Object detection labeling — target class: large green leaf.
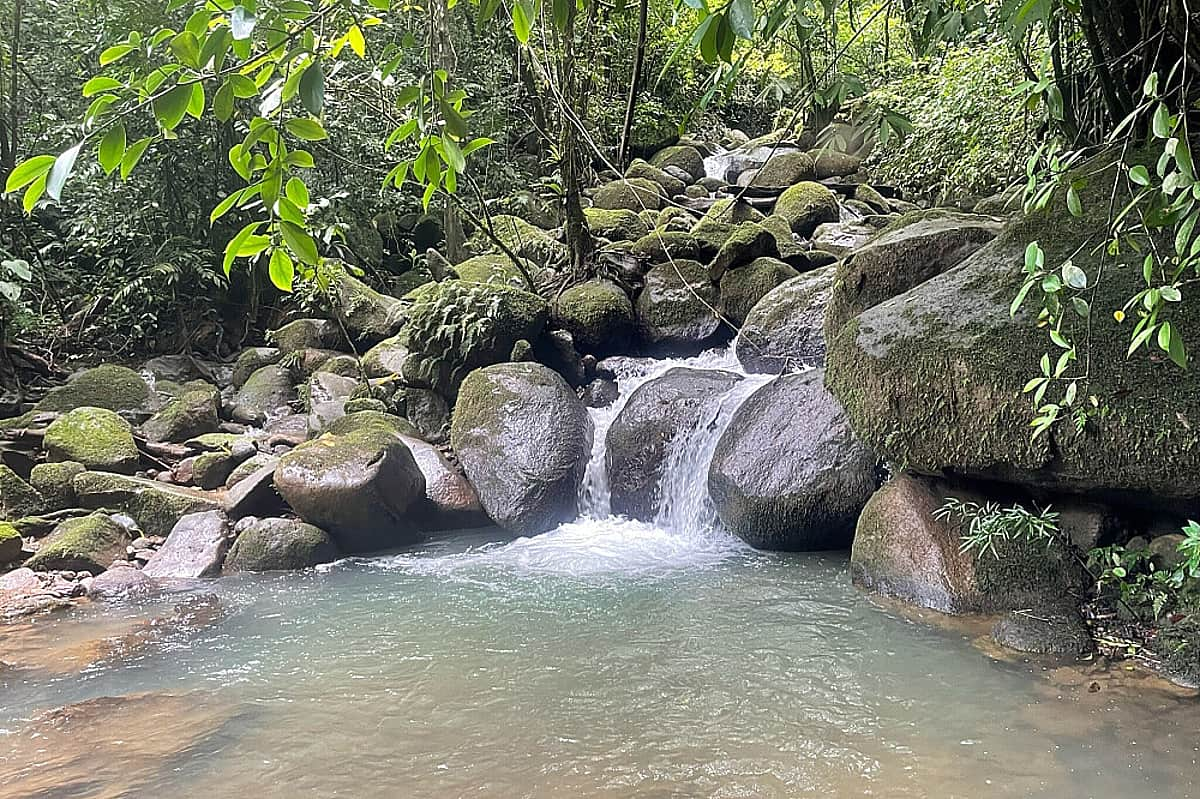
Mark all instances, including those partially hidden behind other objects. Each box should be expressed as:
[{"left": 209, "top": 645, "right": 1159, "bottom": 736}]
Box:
[
  {"left": 153, "top": 83, "right": 193, "bottom": 130},
  {"left": 98, "top": 125, "right": 127, "bottom": 175},
  {"left": 299, "top": 62, "right": 325, "bottom": 115},
  {"left": 4, "top": 155, "right": 55, "bottom": 193}
]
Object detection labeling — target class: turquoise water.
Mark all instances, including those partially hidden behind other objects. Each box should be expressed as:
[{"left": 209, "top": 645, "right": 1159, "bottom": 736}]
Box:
[{"left": 1, "top": 525, "right": 1196, "bottom": 799}]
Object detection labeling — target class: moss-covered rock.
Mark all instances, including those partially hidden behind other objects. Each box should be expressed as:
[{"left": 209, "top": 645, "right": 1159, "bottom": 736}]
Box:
[
  {"left": 854, "top": 184, "right": 891, "bottom": 213},
  {"left": 360, "top": 335, "right": 413, "bottom": 379},
  {"left": 635, "top": 260, "right": 722, "bottom": 351},
  {"left": 328, "top": 267, "right": 405, "bottom": 345},
  {"left": 624, "top": 159, "right": 686, "bottom": 197},
  {"left": 583, "top": 208, "right": 649, "bottom": 243},
  {"left": 773, "top": 181, "right": 840, "bottom": 236},
  {"left": 649, "top": 145, "right": 706, "bottom": 181},
  {"left": 478, "top": 214, "right": 567, "bottom": 267},
  {"left": 26, "top": 513, "right": 130, "bottom": 572},
  {"left": 807, "top": 149, "right": 863, "bottom": 179},
  {"left": 0, "top": 465, "right": 44, "bottom": 521},
  {"left": 29, "top": 461, "right": 85, "bottom": 512},
  {"left": 231, "top": 347, "right": 282, "bottom": 390},
  {"left": 825, "top": 159, "right": 1196, "bottom": 500},
  {"left": 718, "top": 257, "right": 799, "bottom": 326},
  {"left": 593, "top": 178, "right": 664, "bottom": 212},
  {"left": 0, "top": 522, "right": 22, "bottom": 562},
  {"left": 229, "top": 365, "right": 297, "bottom": 425},
  {"left": 630, "top": 230, "right": 704, "bottom": 263},
  {"left": 759, "top": 213, "right": 805, "bottom": 261},
  {"left": 657, "top": 207, "right": 699, "bottom": 231},
  {"left": 747, "top": 151, "right": 816, "bottom": 188},
  {"left": 735, "top": 265, "right": 834, "bottom": 374},
  {"left": 824, "top": 209, "right": 1003, "bottom": 340},
  {"left": 141, "top": 382, "right": 220, "bottom": 443},
  {"left": 191, "top": 446, "right": 255, "bottom": 490},
  {"left": 552, "top": 280, "right": 635, "bottom": 355},
  {"left": 223, "top": 517, "right": 340, "bottom": 573},
  {"left": 34, "top": 364, "right": 151, "bottom": 415},
  {"left": 73, "top": 471, "right": 221, "bottom": 537},
  {"left": 269, "top": 318, "right": 346, "bottom": 354},
  {"left": 451, "top": 362, "right": 592, "bottom": 533},
  {"left": 708, "top": 222, "right": 780, "bottom": 281},
  {"left": 44, "top": 407, "right": 139, "bottom": 474},
  {"left": 453, "top": 254, "right": 534, "bottom": 289},
  {"left": 690, "top": 199, "right": 765, "bottom": 252}
]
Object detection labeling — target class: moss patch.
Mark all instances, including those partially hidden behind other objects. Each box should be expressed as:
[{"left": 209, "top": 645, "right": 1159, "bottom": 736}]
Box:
[
  {"left": 553, "top": 280, "right": 635, "bottom": 355},
  {"left": 26, "top": 512, "right": 130, "bottom": 573},
  {"left": 34, "top": 364, "right": 151, "bottom": 415},
  {"left": 773, "top": 181, "right": 839, "bottom": 236}
]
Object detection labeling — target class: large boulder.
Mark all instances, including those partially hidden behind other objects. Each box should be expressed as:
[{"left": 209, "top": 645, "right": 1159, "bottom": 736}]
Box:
[
  {"left": 718, "top": 257, "right": 798, "bottom": 326},
  {"left": 229, "top": 365, "right": 297, "bottom": 425},
  {"left": 223, "top": 517, "right": 339, "bottom": 573},
  {"left": 593, "top": 178, "right": 664, "bottom": 212},
  {"left": 631, "top": 231, "right": 705, "bottom": 264},
  {"left": 707, "top": 223, "right": 780, "bottom": 281},
  {"left": 708, "top": 370, "right": 875, "bottom": 550},
  {"left": 625, "top": 159, "right": 687, "bottom": 198},
  {"left": 270, "top": 318, "right": 345, "bottom": 354},
  {"left": 273, "top": 424, "right": 426, "bottom": 553},
  {"left": 454, "top": 254, "right": 535, "bottom": 289},
  {"left": 691, "top": 199, "right": 765, "bottom": 252},
  {"left": 824, "top": 209, "right": 1003, "bottom": 339},
  {"left": 29, "top": 461, "right": 84, "bottom": 511},
  {"left": 142, "top": 510, "right": 230, "bottom": 579},
  {"left": 483, "top": 215, "right": 567, "bottom": 267},
  {"left": 746, "top": 151, "right": 816, "bottom": 188},
  {"left": 141, "top": 382, "right": 221, "bottom": 443},
  {"left": 230, "top": 347, "right": 281, "bottom": 389},
  {"left": 850, "top": 474, "right": 1083, "bottom": 613},
  {"left": 73, "top": 472, "right": 221, "bottom": 537},
  {"left": 606, "top": 368, "right": 742, "bottom": 520},
  {"left": 361, "top": 335, "right": 413, "bottom": 379},
  {"left": 583, "top": 208, "right": 649, "bottom": 243},
  {"left": 34, "top": 364, "right": 151, "bottom": 415},
  {"left": 44, "top": 407, "right": 139, "bottom": 474},
  {"left": 650, "top": 145, "right": 706, "bottom": 181},
  {"left": 773, "top": 181, "right": 839, "bottom": 236},
  {"left": 635, "top": 260, "right": 722, "bottom": 352},
  {"left": 807, "top": 149, "right": 863, "bottom": 179},
  {"left": 735, "top": 265, "right": 834, "bottom": 373},
  {"left": 825, "top": 159, "right": 1200, "bottom": 502},
  {"left": 451, "top": 363, "right": 592, "bottom": 533},
  {"left": 25, "top": 513, "right": 130, "bottom": 573},
  {"left": 1, "top": 465, "right": 45, "bottom": 520},
  {"left": 328, "top": 268, "right": 405, "bottom": 345},
  {"left": 553, "top": 280, "right": 635, "bottom": 356}
]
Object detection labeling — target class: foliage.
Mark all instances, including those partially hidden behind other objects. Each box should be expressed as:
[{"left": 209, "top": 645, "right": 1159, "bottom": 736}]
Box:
[
  {"left": 934, "top": 496, "right": 1061, "bottom": 559},
  {"left": 1088, "top": 521, "right": 1200, "bottom": 622}
]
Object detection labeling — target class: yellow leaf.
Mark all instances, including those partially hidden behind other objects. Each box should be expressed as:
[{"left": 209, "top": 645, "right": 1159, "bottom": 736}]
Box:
[
  {"left": 1113, "top": 309, "right": 1126, "bottom": 322},
  {"left": 347, "top": 24, "right": 365, "bottom": 58}
]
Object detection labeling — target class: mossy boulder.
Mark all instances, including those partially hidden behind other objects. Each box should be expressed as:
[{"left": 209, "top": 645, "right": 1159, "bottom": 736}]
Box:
[
  {"left": 229, "top": 365, "right": 297, "bottom": 425},
  {"left": 26, "top": 513, "right": 130, "bottom": 573},
  {"left": 0, "top": 522, "right": 22, "bottom": 562},
  {"left": 691, "top": 199, "right": 765, "bottom": 252},
  {"left": 649, "top": 145, "right": 706, "bottom": 181},
  {"left": 451, "top": 362, "right": 592, "bottom": 533},
  {"left": 851, "top": 474, "right": 1083, "bottom": 613},
  {"left": 719, "top": 257, "right": 799, "bottom": 326},
  {"left": 44, "top": 407, "right": 139, "bottom": 474},
  {"left": 274, "top": 425, "right": 426, "bottom": 552},
  {"left": 854, "top": 184, "right": 891, "bottom": 213},
  {"left": 360, "top": 335, "right": 413, "bottom": 379},
  {"left": 29, "top": 461, "right": 85, "bottom": 511},
  {"left": 635, "top": 260, "right": 722, "bottom": 351},
  {"left": 34, "top": 364, "right": 151, "bottom": 415},
  {"left": 825, "top": 158, "right": 1200, "bottom": 500},
  {"left": 399, "top": 280, "right": 548, "bottom": 397},
  {"left": 709, "top": 370, "right": 876, "bottom": 550},
  {"left": 231, "top": 347, "right": 282, "bottom": 389},
  {"left": 631, "top": 230, "right": 704, "bottom": 263},
  {"left": 606, "top": 368, "right": 742, "bottom": 520},
  {"left": 708, "top": 222, "right": 780, "bottom": 281},
  {"left": 746, "top": 151, "right": 816, "bottom": 188},
  {"left": 625, "top": 159, "right": 687, "bottom": 197},
  {"left": 552, "top": 280, "right": 635, "bottom": 356},
  {"left": 269, "top": 318, "right": 346, "bottom": 354},
  {"left": 0, "top": 465, "right": 45, "bottom": 520},
  {"left": 593, "top": 178, "right": 664, "bottom": 212},
  {"left": 328, "top": 268, "right": 405, "bottom": 346},
  {"left": 992, "top": 607, "right": 1093, "bottom": 656},
  {"left": 141, "top": 382, "right": 220, "bottom": 443},
  {"left": 735, "top": 265, "right": 834, "bottom": 374},
  {"left": 759, "top": 214, "right": 805, "bottom": 262},
  {"left": 773, "top": 181, "right": 839, "bottom": 236},
  {"left": 73, "top": 471, "right": 221, "bottom": 537},
  {"left": 481, "top": 214, "right": 567, "bottom": 267},
  {"left": 807, "top": 149, "right": 863, "bottom": 179},
  {"left": 453, "top": 254, "right": 534, "bottom": 289},
  {"left": 824, "top": 209, "right": 1003, "bottom": 340},
  {"left": 584, "top": 208, "right": 649, "bottom": 243},
  {"left": 223, "top": 517, "right": 340, "bottom": 573},
  {"left": 628, "top": 114, "right": 678, "bottom": 158}
]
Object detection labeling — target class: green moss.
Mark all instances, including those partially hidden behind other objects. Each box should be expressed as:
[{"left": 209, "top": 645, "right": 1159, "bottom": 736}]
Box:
[
  {"left": 773, "top": 181, "right": 839, "bottom": 236},
  {"left": 583, "top": 208, "right": 649, "bottom": 242},
  {"left": 690, "top": 199, "right": 765, "bottom": 252},
  {"left": 474, "top": 214, "right": 566, "bottom": 267},
  {"left": 0, "top": 521, "right": 21, "bottom": 561},
  {"left": 270, "top": 318, "right": 344, "bottom": 354},
  {"left": 29, "top": 461, "right": 84, "bottom": 512},
  {"left": 44, "top": 407, "right": 139, "bottom": 474},
  {"left": 454, "top": 254, "right": 533, "bottom": 289},
  {"left": 325, "top": 410, "right": 420, "bottom": 439},
  {"left": 0, "top": 465, "right": 45, "bottom": 521},
  {"left": 553, "top": 280, "right": 635, "bottom": 355},
  {"left": 749, "top": 151, "right": 816, "bottom": 187},
  {"left": 708, "top": 222, "right": 780, "bottom": 280},
  {"left": 592, "top": 178, "right": 664, "bottom": 212},
  {"left": 624, "top": 159, "right": 686, "bottom": 197},
  {"left": 328, "top": 265, "right": 404, "bottom": 344},
  {"left": 718, "top": 257, "right": 799, "bottom": 325},
  {"left": 223, "top": 518, "right": 339, "bottom": 573},
  {"left": 25, "top": 512, "right": 129, "bottom": 572},
  {"left": 35, "top": 364, "right": 151, "bottom": 415},
  {"left": 141, "top": 383, "right": 220, "bottom": 443},
  {"left": 231, "top": 347, "right": 282, "bottom": 389},
  {"left": 649, "top": 145, "right": 705, "bottom": 180},
  {"left": 72, "top": 471, "right": 221, "bottom": 537},
  {"left": 630, "top": 230, "right": 703, "bottom": 263}
]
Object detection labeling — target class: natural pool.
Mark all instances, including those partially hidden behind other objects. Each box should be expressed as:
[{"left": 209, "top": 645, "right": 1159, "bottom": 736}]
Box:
[{"left": 0, "top": 521, "right": 1196, "bottom": 799}]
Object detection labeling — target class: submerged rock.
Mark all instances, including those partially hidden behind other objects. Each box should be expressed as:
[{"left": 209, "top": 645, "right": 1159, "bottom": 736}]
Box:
[
  {"left": 26, "top": 513, "right": 130, "bottom": 572},
  {"left": 44, "top": 407, "right": 139, "bottom": 474},
  {"left": 223, "top": 517, "right": 340, "bottom": 572},
  {"left": 607, "top": 367, "right": 742, "bottom": 520},
  {"left": 87, "top": 565, "right": 158, "bottom": 599},
  {"left": 735, "top": 265, "right": 833, "bottom": 373},
  {"left": 709, "top": 370, "right": 875, "bottom": 550},
  {"left": 451, "top": 363, "right": 592, "bottom": 533}
]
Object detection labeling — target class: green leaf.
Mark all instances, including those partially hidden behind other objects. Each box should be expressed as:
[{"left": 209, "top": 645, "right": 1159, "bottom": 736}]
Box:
[
  {"left": 512, "top": 0, "right": 535, "bottom": 43},
  {"left": 223, "top": 221, "right": 262, "bottom": 275},
  {"left": 285, "top": 118, "right": 328, "bottom": 141},
  {"left": 268, "top": 248, "right": 295, "bottom": 292},
  {"left": 98, "top": 124, "right": 127, "bottom": 175},
  {"left": 229, "top": 74, "right": 260, "bottom": 98},
  {"left": 1023, "top": 241, "right": 1043, "bottom": 272},
  {"left": 461, "top": 137, "right": 494, "bottom": 156},
  {"left": 285, "top": 177, "right": 310, "bottom": 209},
  {"left": 187, "top": 83, "right": 206, "bottom": 119},
  {"left": 83, "top": 76, "right": 123, "bottom": 97},
  {"left": 1066, "top": 186, "right": 1082, "bottom": 217},
  {"left": 153, "top": 83, "right": 193, "bottom": 131},
  {"left": 4, "top": 155, "right": 56, "bottom": 193},
  {"left": 214, "top": 82, "right": 235, "bottom": 122},
  {"left": 286, "top": 151, "right": 315, "bottom": 169},
  {"left": 1169, "top": 325, "right": 1188, "bottom": 368},
  {"left": 209, "top": 189, "right": 244, "bottom": 225},
  {"left": 99, "top": 44, "right": 136, "bottom": 66},
  {"left": 46, "top": 144, "right": 82, "bottom": 201},
  {"left": 1010, "top": 278, "right": 1034, "bottom": 317},
  {"left": 121, "top": 137, "right": 153, "bottom": 180},
  {"left": 280, "top": 221, "right": 319, "bottom": 265},
  {"left": 347, "top": 24, "right": 366, "bottom": 57},
  {"left": 169, "top": 31, "right": 201, "bottom": 67},
  {"left": 1129, "top": 165, "right": 1151, "bottom": 186},
  {"left": 23, "top": 174, "right": 47, "bottom": 214},
  {"left": 1161, "top": 285, "right": 1182, "bottom": 302},
  {"left": 1062, "top": 262, "right": 1087, "bottom": 290},
  {"left": 1152, "top": 103, "right": 1173, "bottom": 139},
  {"left": 441, "top": 134, "right": 465, "bottom": 173},
  {"left": 299, "top": 62, "right": 325, "bottom": 115}
]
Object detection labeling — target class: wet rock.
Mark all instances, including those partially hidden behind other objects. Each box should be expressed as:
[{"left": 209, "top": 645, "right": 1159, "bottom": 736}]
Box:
[
  {"left": 773, "top": 181, "right": 840, "bottom": 236},
  {"left": 718, "top": 257, "right": 799, "bottom": 326},
  {"left": 630, "top": 230, "right": 705, "bottom": 263},
  {"left": 584, "top": 208, "right": 650, "bottom": 243},
  {"left": 650, "top": 145, "right": 706, "bottom": 181},
  {"left": 44, "top": 407, "right": 140, "bottom": 474},
  {"left": 992, "top": 607, "right": 1094, "bottom": 656},
  {"left": 707, "top": 222, "right": 780, "bottom": 281},
  {"left": 625, "top": 159, "right": 687, "bottom": 197},
  {"left": 635, "top": 260, "right": 722, "bottom": 352},
  {"left": 734, "top": 265, "right": 834, "bottom": 373},
  {"left": 87, "top": 565, "right": 158, "bottom": 599},
  {"left": 553, "top": 279, "right": 635, "bottom": 356},
  {"left": 807, "top": 149, "right": 863, "bottom": 179},
  {"left": 405, "top": 388, "right": 450, "bottom": 443},
  {"left": 305, "top": 371, "right": 358, "bottom": 435},
  {"left": 582, "top": 378, "right": 619, "bottom": 408},
  {"left": 811, "top": 221, "right": 878, "bottom": 256},
  {"left": 607, "top": 367, "right": 742, "bottom": 520},
  {"left": 141, "top": 382, "right": 221, "bottom": 443},
  {"left": 229, "top": 365, "right": 297, "bottom": 425},
  {"left": 0, "top": 521, "right": 22, "bottom": 561},
  {"left": 691, "top": 199, "right": 765, "bottom": 252},
  {"left": 451, "top": 362, "right": 592, "bottom": 533},
  {"left": 270, "top": 318, "right": 346, "bottom": 354},
  {"left": 223, "top": 517, "right": 340, "bottom": 572},
  {"left": 1, "top": 464, "right": 45, "bottom": 519},
  {"left": 593, "top": 178, "right": 664, "bottom": 212},
  {"left": 709, "top": 370, "right": 875, "bottom": 550},
  {"left": 361, "top": 335, "right": 414, "bottom": 379},
  {"left": 222, "top": 461, "right": 283, "bottom": 518},
  {"left": 328, "top": 268, "right": 405, "bottom": 345},
  {"left": 29, "top": 461, "right": 85, "bottom": 512},
  {"left": 231, "top": 347, "right": 282, "bottom": 390},
  {"left": 34, "top": 364, "right": 152, "bottom": 415},
  {"left": 26, "top": 513, "right": 131, "bottom": 573},
  {"left": 73, "top": 472, "right": 222, "bottom": 537},
  {"left": 745, "top": 151, "right": 817, "bottom": 188},
  {"left": 190, "top": 442, "right": 256, "bottom": 490}
]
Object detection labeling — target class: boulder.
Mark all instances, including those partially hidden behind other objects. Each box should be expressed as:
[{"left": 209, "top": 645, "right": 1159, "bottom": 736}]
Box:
[
  {"left": 270, "top": 318, "right": 345, "bottom": 354},
  {"left": 708, "top": 370, "right": 875, "bottom": 550},
  {"left": 624, "top": 159, "right": 687, "bottom": 197},
  {"left": 824, "top": 209, "right": 1003, "bottom": 339},
  {"left": 773, "top": 181, "right": 839, "bottom": 236},
  {"left": 34, "top": 364, "right": 151, "bottom": 415},
  {"left": 454, "top": 254, "right": 535, "bottom": 289},
  {"left": 451, "top": 363, "right": 592, "bottom": 533},
  {"left": 189, "top": 444, "right": 256, "bottom": 490},
  {"left": 361, "top": 335, "right": 413, "bottom": 379},
  {"left": 631, "top": 231, "right": 705, "bottom": 264},
  {"left": 718, "top": 257, "right": 799, "bottom": 326},
  {"left": 87, "top": 565, "right": 158, "bottom": 599},
  {"left": 402, "top": 437, "right": 487, "bottom": 530},
  {"left": 29, "top": 461, "right": 84, "bottom": 512},
  {"left": 141, "top": 382, "right": 221, "bottom": 443},
  {"left": 329, "top": 268, "right": 405, "bottom": 345},
  {"left": 483, "top": 215, "right": 566, "bottom": 267},
  {"left": 0, "top": 465, "right": 45, "bottom": 520},
  {"left": 650, "top": 145, "right": 706, "bottom": 181},
  {"left": 992, "top": 607, "right": 1093, "bottom": 656},
  {"left": 746, "top": 151, "right": 816, "bottom": 187},
  {"left": 230, "top": 347, "right": 282, "bottom": 389},
  {"left": 404, "top": 388, "right": 450, "bottom": 442},
  {"left": 274, "top": 425, "right": 426, "bottom": 552},
  {"left": 0, "top": 522, "right": 22, "bottom": 562},
  {"left": 735, "top": 265, "right": 834, "bottom": 373},
  {"left": 73, "top": 472, "right": 222, "bottom": 537},
  {"left": 810, "top": 221, "right": 878, "bottom": 256},
  {"left": 143, "top": 510, "right": 231, "bottom": 579},
  {"left": 44, "top": 407, "right": 139, "bottom": 475},
  {"left": 552, "top": 280, "right": 635, "bottom": 356},
  {"left": 229, "top": 365, "right": 297, "bottom": 425},
  {"left": 850, "top": 474, "right": 1083, "bottom": 613},
  {"left": 593, "top": 178, "right": 664, "bottom": 212},
  {"left": 707, "top": 223, "right": 780, "bottom": 281},
  {"left": 825, "top": 160, "right": 1200, "bottom": 502},
  {"left": 25, "top": 513, "right": 130, "bottom": 572},
  {"left": 583, "top": 208, "right": 649, "bottom": 243},
  {"left": 223, "top": 517, "right": 340, "bottom": 572},
  {"left": 807, "top": 149, "right": 863, "bottom": 179},
  {"left": 223, "top": 461, "right": 283, "bottom": 518},
  {"left": 606, "top": 368, "right": 742, "bottom": 520},
  {"left": 691, "top": 199, "right": 765, "bottom": 252},
  {"left": 635, "top": 260, "right": 722, "bottom": 352}
]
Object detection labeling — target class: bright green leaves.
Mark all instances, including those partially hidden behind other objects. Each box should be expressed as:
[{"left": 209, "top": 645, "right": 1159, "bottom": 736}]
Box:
[
  {"left": 153, "top": 83, "right": 193, "bottom": 131},
  {"left": 269, "top": 249, "right": 296, "bottom": 292},
  {"left": 98, "top": 125, "right": 127, "bottom": 175},
  {"left": 121, "top": 138, "right": 153, "bottom": 180},
  {"left": 83, "top": 76, "right": 123, "bottom": 97},
  {"left": 99, "top": 44, "right": 136, "bottom": 66},
  {"left": 512, "top": 0, "right": 537, "bottom": 43},
  {"left": 280, "top": 221, "right": 319, "bottom": 265},
  {"left": 298, "top": 62, "right": 325, "bottom": 116},
  {"left": 285, "top": 118, "right": 328, "bottom": 142},
  {"left": 3, "top": 156, "right": 56, "bottom": 194}
]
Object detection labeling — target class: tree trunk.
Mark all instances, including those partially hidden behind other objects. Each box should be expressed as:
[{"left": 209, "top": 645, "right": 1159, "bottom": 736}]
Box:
[
  {"left": 616, "top": 0, "right": 649, "bottom": 167},
  {"left": 1, "top": 0, "right": 23, "bottom": 178},
  {"left": 559, "top": 0, "right": 592, "bottom": 277},
  {"left": 431, "top": 0, "right": 465, "bottom": 262}
]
